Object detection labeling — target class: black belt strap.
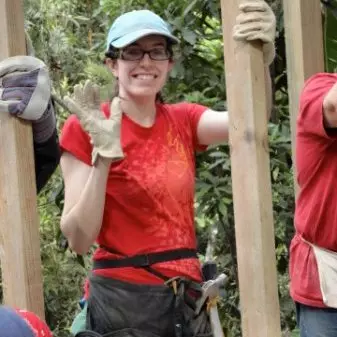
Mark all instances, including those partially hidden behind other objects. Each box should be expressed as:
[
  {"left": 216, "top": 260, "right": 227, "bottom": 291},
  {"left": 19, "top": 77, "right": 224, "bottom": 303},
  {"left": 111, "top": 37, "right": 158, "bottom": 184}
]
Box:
[{"left": 93, "top": 248, "right": 198, "bottom": 271}]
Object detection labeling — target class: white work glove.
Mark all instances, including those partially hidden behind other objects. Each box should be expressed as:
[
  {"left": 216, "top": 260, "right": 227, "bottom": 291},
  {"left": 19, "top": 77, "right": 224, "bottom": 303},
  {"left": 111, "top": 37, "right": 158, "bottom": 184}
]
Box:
[
  {"left": 64, "top": 80, "right": 124, "bottom": 165},
  {"left": 0, "top": 56, "right": 51, "bottom": 120},
  {"left": 232, "top": 1, "right": 276, "bottom": 65}
]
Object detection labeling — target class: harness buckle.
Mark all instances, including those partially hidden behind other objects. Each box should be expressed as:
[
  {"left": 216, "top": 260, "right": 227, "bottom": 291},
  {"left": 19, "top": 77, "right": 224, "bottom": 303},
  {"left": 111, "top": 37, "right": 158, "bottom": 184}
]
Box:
[{"left": 135, "top": 254, "right": 150, "bottom": 267}]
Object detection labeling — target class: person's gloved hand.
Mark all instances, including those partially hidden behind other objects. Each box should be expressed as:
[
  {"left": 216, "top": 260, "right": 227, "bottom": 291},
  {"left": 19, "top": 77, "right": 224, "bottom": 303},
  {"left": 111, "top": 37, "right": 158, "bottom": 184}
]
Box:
[
  {"left": 0, "top": 56, "right": 51, "bottom": 120},
  {"left": 64, "top": 80, "right": 124, "bottom": 165},
  {"left": 232, "top": 1, "right": 276, "bottom": 65}
]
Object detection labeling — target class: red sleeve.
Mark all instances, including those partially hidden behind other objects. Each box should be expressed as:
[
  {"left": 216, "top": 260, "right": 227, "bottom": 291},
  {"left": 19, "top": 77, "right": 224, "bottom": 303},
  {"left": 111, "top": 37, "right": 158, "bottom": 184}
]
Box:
[
  {"left": 298, "top": 73, "right": 337, "bottom": 139},
  {"left": 188, "top": 103, "right": 208, "bottom": 151},
  {"left": 59, "top": 114, "right": 92, "bottom": 166},
  {"left": 172, "top": 102, "right": 208, "bottom": 151}
]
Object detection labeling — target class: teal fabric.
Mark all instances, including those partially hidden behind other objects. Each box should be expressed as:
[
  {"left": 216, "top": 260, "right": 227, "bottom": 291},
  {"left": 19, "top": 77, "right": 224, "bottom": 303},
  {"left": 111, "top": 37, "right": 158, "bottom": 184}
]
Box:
[{"left": 70, "top": 302, "right": 87, "bottom": 336}]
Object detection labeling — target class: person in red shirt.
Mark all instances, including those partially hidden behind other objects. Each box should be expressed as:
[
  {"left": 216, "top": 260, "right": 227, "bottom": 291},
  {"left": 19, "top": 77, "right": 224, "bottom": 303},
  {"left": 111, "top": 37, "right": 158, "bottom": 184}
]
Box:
[
  {"left": 59, "top": 4, "right": 276, "bottom": 337},
  {"left": 289, "top": 73, "right": 337, "bottom": 336}
]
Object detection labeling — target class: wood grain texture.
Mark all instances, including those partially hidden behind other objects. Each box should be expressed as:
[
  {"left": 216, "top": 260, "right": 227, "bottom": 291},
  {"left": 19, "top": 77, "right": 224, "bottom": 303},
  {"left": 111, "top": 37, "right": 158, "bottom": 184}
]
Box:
[
  {"left": 220, "top": 0, "right": 281, "bottom": 336},
  {"left": 0, "top": 0, "right": 45, "bottom": 318},
  {"left": 283, "top": 0, "right": 324, "bottom": 194}
]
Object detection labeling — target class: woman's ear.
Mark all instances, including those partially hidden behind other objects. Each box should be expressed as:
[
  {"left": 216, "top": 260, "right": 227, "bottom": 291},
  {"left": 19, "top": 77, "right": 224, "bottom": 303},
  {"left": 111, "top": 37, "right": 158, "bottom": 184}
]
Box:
[{"left": 105, "top": 58, "right": 118, "bottom": 77}]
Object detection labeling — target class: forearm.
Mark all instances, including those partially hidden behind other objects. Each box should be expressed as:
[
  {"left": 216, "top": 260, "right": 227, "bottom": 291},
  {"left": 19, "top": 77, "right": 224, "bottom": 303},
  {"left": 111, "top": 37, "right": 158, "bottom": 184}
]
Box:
[
  {"left": 264, "top": 65, "right": 272, "bottom": 120},
  {"left": 60, "top": 158, "right": 111, "bottom": 254}
]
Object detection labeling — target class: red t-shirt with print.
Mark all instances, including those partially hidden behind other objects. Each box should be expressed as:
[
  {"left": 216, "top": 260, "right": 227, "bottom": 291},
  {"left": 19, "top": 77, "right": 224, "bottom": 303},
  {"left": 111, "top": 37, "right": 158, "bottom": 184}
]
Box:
[
  {"left": 60, "top": 102, "right": 207, "bottom": 287},
  {"left": 289, "top": 73, "right": 337, "bottom": 307}
]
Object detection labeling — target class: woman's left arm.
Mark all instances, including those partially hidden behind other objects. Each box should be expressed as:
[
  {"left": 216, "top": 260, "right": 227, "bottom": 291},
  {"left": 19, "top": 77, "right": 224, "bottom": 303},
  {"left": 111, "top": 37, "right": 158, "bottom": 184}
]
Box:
[
  {"left": 197, "top": 0, "right": 275, "bottom": 146},
  {"left": 197, "top": 66, "right": 272, "bottom": 146}
]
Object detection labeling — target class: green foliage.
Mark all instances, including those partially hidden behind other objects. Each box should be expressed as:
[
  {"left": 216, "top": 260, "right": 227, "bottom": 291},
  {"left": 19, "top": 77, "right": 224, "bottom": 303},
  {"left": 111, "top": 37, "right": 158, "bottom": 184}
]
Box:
[
  {"left": 3, "top": 0, "right": 333, "bottom": 336},
  {"left": 37, "top": 171, "right": 89, "bottom": 337},
  {"left": 323, "top": 0, "right": 337, "bottom": 72},
  {"left": 291, "top": 329, "right": 300, "bottom": 337}
]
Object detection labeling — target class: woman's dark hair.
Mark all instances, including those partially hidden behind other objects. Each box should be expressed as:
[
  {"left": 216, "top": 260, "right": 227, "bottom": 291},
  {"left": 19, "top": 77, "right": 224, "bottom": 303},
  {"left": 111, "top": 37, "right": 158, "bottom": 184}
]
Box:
[{"left": 104, "top": 39, "right": 174, "bottom": 103}]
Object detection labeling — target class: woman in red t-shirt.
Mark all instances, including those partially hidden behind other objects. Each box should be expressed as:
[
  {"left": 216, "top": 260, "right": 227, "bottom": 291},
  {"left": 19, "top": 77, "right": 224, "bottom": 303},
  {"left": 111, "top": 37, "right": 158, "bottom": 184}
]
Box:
[{"left": 59, "top": 5, "right": 275, "bottom": 337}]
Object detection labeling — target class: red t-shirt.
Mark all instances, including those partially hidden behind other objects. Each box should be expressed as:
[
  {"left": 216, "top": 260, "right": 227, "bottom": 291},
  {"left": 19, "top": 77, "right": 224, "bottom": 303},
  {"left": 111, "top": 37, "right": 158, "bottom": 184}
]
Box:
[
  {"left": 289, "top": 73, "right": 337, "bottom": 307},
  {"left": 60, "top": 102, "right": 208, "bottom": 286}
]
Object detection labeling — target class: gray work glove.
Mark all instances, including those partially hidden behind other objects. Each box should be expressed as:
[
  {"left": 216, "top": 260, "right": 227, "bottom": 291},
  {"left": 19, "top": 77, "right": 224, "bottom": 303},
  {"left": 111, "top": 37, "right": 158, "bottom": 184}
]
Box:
[
  {"left": 232, "top": 0, "right": 276, "bottom": 65},
  {"left": 0, "top": 56, "right": 51, "bottom": 120},
  {"left": 64, "top": 80, "right": 124, "bottom": 165}
]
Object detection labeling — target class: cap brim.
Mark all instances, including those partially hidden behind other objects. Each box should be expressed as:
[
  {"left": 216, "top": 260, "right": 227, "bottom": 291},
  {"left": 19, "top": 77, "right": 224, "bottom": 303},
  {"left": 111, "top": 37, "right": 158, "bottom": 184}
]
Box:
[{"left": 109, "top": 29, "right": 179, "bottom": 49}]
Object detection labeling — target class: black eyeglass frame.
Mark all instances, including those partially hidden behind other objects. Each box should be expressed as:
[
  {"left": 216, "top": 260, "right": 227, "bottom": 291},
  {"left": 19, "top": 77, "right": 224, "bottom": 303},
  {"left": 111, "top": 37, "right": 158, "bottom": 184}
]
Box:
[{"left": 119, "top": 47, "right": 172, "bottom": 61}]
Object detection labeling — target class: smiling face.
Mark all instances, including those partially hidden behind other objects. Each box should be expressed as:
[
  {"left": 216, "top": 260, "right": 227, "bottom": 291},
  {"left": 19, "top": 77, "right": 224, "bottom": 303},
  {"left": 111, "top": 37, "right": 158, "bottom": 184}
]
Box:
[{"left": 106, "top": 35, "right": 174, "bottom": 101}]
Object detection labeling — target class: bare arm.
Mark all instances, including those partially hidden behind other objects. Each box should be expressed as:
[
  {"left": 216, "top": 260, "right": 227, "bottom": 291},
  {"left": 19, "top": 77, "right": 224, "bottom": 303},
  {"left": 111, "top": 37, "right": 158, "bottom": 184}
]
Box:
[
  {"left": 323, "top": 81, "right": 337, "bottom": 128},
  {"left": 197, "top": 66, "right": 272, "bottom": 146},
  {"left": 60, "top": 152, "right": 111, "bottom": 255}
]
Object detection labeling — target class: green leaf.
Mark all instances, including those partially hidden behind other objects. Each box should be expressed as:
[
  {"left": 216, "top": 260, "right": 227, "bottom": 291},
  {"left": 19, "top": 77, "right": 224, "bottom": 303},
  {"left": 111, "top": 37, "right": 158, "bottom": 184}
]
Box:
[
  {"left": 218, "top": 201, "right": 228, "bottom": 218},
  {"left": 291, "top": 329, "right": 300, "bottom": 337},
  {"left": 183, "top": 0, "right": 198, "bottom": 16},
  {"left": 272, "top": 166, "right": 280, "bottom": 181},
  {"left": 181, "top": 28, "right": 197, "bottom": 45}
]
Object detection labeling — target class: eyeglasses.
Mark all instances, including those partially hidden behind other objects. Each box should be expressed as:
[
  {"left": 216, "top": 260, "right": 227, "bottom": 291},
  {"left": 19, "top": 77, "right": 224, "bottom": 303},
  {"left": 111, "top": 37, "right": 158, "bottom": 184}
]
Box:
[{"left": 120, "top": 47, "right": 171, "bottom": 61}]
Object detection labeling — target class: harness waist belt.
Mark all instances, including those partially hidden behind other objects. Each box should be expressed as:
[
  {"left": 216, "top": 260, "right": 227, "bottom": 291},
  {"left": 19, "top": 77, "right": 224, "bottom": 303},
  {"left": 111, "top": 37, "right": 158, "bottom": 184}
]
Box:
[{"left": 93, "top": 248, "right": 198, "bottom": 270}]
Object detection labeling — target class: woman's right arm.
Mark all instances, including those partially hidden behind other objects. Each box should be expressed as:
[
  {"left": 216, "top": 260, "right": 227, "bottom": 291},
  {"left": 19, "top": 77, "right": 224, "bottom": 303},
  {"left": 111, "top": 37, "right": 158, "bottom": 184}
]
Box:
[{"left": 60, "top": 152, "right": 111, "bottom": 255}]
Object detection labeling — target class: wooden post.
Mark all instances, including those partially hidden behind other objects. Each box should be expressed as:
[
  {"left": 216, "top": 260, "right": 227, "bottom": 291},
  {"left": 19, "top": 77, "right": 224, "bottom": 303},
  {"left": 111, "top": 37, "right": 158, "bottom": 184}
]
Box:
[
  {"left": 283, "top": 0, "right": 324, "bottom": 194},
  {"left": 220, "top": 1, "right": 281, "bottom": 336},
  {"left": 0, "top": 0, "right": 45, "bottom": 318}
]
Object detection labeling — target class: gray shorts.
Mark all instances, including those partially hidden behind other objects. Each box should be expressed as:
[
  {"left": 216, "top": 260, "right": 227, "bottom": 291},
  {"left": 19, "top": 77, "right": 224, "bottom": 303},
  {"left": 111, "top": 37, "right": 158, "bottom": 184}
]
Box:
[{"left": 76, "top": 273, "right": 212, "bottom": 337}]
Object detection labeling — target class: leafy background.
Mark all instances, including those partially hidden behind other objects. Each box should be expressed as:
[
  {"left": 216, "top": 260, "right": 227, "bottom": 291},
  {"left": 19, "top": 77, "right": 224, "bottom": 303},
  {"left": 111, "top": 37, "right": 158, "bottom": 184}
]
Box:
[{"left": 1, "top": 0, "right": 336, "bottom": 336}]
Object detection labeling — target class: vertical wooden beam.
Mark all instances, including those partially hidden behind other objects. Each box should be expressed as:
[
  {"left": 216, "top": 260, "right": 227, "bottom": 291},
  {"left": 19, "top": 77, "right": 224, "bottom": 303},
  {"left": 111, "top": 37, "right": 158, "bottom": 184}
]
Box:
[
  {"left": 283, "top": 0, "right": 324, "bottom": 193},
  {"left": 220, "top": 1, "right": 281, "bottom": 336},
  {"left": 0, "top": 0, "right": 45, "bottom": 318}
]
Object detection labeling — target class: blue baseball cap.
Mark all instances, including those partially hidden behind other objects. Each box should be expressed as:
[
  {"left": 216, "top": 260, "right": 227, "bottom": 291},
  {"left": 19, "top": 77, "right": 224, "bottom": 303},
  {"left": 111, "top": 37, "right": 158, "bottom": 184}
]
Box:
[
  {"left": 106, "top": 10, "right": 179, "bottom": 50},
  {"left": 0, "top": 306, "right": 34, "bottom": 337}
]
